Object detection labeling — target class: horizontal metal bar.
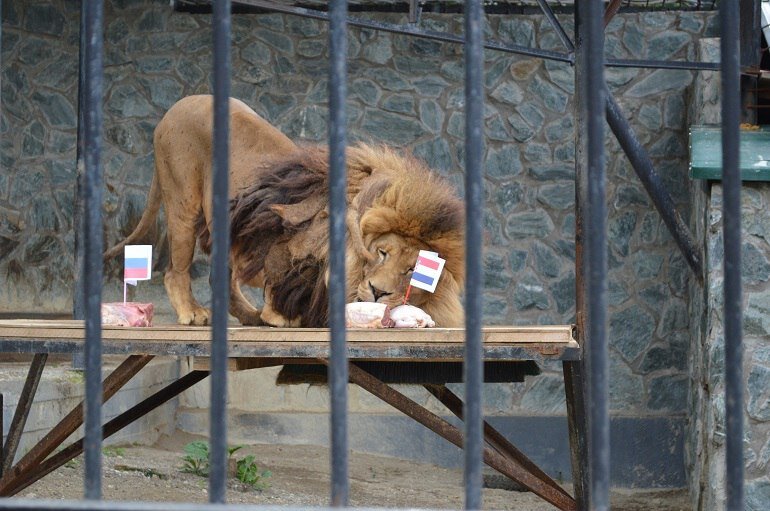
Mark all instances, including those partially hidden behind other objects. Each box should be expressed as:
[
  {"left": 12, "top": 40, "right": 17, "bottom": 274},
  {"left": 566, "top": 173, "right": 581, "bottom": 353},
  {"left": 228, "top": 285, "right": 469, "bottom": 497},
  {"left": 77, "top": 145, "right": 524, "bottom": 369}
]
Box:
[
  {"left": 0, "top": 500, "right": 403, "bottom": 511},
  {"left": 605, "top": 58, "right": 720, "bottom": 71},
  {"left": 237, "top": 0, "right": 721, "bottom": 70},
  {"left": 237, "top": 0, "right": 575, "bottom": 63}
]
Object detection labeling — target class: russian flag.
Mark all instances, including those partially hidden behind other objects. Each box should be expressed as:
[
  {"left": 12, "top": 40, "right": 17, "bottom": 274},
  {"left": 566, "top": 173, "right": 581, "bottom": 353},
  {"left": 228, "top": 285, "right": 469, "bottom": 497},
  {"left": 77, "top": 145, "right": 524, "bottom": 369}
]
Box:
[
  {"left": 124, "top": 245, "right": 152, "bottom": 284},
  {"left": 410, "top": 250, "right": 445, "bottom": 293}
]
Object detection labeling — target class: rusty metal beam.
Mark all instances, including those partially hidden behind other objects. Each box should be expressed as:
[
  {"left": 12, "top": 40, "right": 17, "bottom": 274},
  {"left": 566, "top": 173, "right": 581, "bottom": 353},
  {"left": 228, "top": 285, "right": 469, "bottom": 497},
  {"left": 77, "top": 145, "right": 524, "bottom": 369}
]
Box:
[
  {"left": 563, "top": 360, "right": 589, "bottom": 511},
  {"left": 603, "top": 0, "right": 623, "bottom": 28},
  {"left": 2, "top": 369, "right": 209, "bottom": 497},
  {"left": 424, "top": 384, "right": 572, "bottom": 502},
  {"left": 0, "top": 355, "right": 153, "bottom": 493},
  {"left": 2, "top": 354, "right": 49, "bottom": 476},
  {"left": 343, "top": 362, "right": 577, "bottom": 511},
  {"left": 605, "top": 93, "right": 703, "bottom": 282}
]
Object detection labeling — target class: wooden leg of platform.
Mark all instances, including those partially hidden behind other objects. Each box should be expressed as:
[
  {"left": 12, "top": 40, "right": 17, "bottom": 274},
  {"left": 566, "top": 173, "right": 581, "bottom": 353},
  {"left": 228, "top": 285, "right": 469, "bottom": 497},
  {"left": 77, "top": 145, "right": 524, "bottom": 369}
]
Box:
[
  {"left": 564, "top": 360, "right": 589, "bottom": 511},
  {"left": 424, "top": 383, "right": 573, "bottom": 502},
  {"left": 2, "top": 353, "right": 48, "bottom": 477},
  {"left": 342, "top": 362, "right": 577, "bottom": 511},
  {"left": 2, "top": 369, "right": 210, "bottom": 497},
  {"left": 0, "top": 354, "right": 154, "bottom": 494}
]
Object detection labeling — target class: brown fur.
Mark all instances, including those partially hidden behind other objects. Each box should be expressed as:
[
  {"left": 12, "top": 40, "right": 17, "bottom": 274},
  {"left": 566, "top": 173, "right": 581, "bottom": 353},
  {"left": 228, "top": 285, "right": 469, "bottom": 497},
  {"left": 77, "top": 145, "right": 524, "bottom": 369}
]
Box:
[{"left": 105, "top": 95, "right": 465, "bottom": 327}]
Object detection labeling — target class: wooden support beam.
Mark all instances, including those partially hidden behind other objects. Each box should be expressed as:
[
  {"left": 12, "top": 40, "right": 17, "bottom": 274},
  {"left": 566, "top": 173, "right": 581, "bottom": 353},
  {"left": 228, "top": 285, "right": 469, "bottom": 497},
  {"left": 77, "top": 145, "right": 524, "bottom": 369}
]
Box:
[
  {"left": 2, "top": 370, "right": 209, "bottom": 496},
  {"left": 424, "top": 383, "right": 573, "bottom": 502},
  {"left": 0, "top": 354, "right": 153, "bottom": 493},
  {"left": 341, "top": 361, "right": 577, "bottom": 511},
  {"left": 2, "top": 353, "right": 48, "bottom": 476}
]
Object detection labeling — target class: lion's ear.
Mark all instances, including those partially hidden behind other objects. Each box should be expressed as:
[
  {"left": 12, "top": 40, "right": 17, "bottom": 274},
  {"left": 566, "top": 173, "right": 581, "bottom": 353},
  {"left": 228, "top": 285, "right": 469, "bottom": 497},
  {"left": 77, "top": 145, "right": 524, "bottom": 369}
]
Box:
[
  {"left": 353, "top": 177, "right": 391, "bottom": 214},
  {"left": 270, "top": 195, "right": 326, "bottom": 226}
]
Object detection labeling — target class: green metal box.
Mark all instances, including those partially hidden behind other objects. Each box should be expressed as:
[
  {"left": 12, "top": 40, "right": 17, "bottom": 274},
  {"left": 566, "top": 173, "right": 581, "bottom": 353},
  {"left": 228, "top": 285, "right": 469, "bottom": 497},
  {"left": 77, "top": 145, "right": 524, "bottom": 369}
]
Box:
[{"left": 689, "top": 125, "right": 770, "bottom": 181}]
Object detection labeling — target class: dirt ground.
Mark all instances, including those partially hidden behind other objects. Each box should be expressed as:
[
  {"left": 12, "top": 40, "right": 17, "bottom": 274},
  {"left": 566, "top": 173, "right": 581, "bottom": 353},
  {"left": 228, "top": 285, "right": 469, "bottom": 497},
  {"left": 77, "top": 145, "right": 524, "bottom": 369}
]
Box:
[{"left": 14, "top": 431, "right": 691, "bottom": 510}]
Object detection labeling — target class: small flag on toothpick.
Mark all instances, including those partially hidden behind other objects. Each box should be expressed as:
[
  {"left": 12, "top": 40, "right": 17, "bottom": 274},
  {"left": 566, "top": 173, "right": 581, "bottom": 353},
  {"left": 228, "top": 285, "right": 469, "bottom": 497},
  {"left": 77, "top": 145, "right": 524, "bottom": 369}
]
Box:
[
  {"left": 124, "top": 245, "right": 152, "bottom": 303},
  {"left": 404, "top": 250, "right": 445, "bottom": 304}
]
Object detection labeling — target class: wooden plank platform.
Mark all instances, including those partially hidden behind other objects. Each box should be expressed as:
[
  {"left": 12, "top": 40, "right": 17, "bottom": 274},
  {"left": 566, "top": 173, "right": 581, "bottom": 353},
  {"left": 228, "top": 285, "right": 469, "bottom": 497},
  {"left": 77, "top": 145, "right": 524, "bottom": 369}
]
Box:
[{"left": 0, "top": 320, "right": 579, "bottom": 361}]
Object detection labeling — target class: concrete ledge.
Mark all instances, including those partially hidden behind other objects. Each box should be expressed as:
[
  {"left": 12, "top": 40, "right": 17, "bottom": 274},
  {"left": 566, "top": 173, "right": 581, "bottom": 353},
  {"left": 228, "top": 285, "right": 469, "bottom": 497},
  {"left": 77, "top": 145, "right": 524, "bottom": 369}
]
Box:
[{"left": 176, "top": 408, "right": 686, "bottom": 489}]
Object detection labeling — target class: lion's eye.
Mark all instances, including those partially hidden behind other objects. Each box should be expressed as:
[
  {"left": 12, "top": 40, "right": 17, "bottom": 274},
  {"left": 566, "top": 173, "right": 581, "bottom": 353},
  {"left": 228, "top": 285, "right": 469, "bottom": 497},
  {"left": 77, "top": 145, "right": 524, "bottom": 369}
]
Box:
[
  {"left": 377, "top": 248, "right": 387, "bottom": 261},
  {"left": 403, "top": 267, "right": 414, "bottom": 276}
]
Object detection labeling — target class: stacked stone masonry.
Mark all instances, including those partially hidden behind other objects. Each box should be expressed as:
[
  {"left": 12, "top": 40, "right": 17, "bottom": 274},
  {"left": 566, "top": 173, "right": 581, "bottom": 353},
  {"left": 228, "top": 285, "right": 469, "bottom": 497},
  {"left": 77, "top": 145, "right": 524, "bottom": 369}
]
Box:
[{"left": 688, "top": 39, "right": 770, "bottom": 511}]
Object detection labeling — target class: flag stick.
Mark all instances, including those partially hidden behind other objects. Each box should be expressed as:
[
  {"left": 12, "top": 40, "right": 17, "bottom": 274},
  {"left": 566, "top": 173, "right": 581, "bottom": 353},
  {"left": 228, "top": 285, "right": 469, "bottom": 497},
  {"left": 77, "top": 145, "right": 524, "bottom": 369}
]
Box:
[
  {"left": 123, "top": 281, "right": 127, "bottom": 304},
  {"left": 403, "top": 285, "right": 412, "bottom": 305}
]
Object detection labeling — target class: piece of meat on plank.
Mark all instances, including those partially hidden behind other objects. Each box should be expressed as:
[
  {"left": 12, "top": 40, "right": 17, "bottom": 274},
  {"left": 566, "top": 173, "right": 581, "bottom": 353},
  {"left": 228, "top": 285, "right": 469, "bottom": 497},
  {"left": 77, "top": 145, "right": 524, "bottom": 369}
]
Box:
[
  {"left": 101, "top": 302, "right": 154, "bottom": 327},
  {"left": 345, "top": 302, "right": 394, "bottom": 328},
  {"left": 389, "top": 304, "right": 435, "bottom": 328}
]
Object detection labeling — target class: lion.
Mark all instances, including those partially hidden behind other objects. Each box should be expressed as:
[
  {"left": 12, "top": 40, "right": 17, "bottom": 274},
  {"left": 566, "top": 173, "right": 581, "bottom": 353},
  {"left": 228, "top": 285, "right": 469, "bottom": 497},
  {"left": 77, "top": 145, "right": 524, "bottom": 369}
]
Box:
[{"left": 105, "top": 94, "right": 465, "bottom": 328}]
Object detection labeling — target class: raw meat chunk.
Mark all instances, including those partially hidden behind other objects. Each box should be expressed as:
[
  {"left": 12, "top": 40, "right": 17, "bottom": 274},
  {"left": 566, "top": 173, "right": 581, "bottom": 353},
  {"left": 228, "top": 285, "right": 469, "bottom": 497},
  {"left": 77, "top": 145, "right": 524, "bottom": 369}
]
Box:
[
  {"left": 389, "top": 304, "right": 435, "bottom": 328},
  {"left": 345, "top": 302, "right": 394, "bottom": 328},
  {"left": 101, "top": 302, "right": 154, "bottom": 327}
]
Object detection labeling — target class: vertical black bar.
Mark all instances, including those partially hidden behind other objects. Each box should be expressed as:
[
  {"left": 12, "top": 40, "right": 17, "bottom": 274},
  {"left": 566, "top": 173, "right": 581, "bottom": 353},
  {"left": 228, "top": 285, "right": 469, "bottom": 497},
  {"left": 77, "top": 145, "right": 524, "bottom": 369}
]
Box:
[
  {"left": 583, "top": 1, "right": 609, "bottom": 510},
  {"left": 209, "top": 0, "right": 231, "bottom": 504},
  {"left": 0, "top": 393, "right": 3, "bottom": 479},
  {"left": 574, "top": 1, "right": 591, "bottom": 507},
  {"left": 721, "top": 2, "right": 744, "bottom": 510},
  {"left": 328, "top": 0, "right": 349, "bottom": 506},
  {"left": 73, "top": 1, "right": 86, "bottom": 324},
  {"left": 463, "top": 0, "right": 484, "bottom": 509},
  {"left": 739, "top": 0, "right": 760, "bottom": 124},
  {"left": 82, "top": 0, "right": 104, "bottom": 501}
]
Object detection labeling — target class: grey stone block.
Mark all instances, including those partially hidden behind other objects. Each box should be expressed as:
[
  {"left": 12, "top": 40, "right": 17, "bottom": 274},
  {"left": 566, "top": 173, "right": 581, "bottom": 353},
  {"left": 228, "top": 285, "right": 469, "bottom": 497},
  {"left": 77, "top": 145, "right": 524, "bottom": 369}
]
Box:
[
  {"left": 648, "top": 375, "right": 688, "bottom": 411},
  {"left": 610, "top": 305, "right": 655, "bottom": 363},
  {"left": 626, "top": 70, "right": 694, "bottom": 97},
  {"left": 505, "top": 211, "right": 555, "bottom": 240}
]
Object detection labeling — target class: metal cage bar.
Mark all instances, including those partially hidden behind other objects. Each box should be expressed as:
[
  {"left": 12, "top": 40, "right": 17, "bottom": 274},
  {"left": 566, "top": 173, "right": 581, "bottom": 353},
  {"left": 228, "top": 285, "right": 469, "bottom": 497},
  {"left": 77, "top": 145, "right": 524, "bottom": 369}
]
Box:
[
  {"left": 81, "top": 0, "right": 105, "bottom": 501},
  {"left": 720, "top": 2, "right": 744, "bottom": 510},
  {"left": 0, "top": 2, "right": 751, "bottom": 510},
  {"left": 463, "top": 0, "right": 485, "bottom": 507},
  {"left": 580, "top": 0, "right": 610, "bottom": 510},
  {"left": 328, "top": 0, "right": 350, "bottom": 506},
  {"left": 208, "top": 0, "right": 232, "bottom": 503}
]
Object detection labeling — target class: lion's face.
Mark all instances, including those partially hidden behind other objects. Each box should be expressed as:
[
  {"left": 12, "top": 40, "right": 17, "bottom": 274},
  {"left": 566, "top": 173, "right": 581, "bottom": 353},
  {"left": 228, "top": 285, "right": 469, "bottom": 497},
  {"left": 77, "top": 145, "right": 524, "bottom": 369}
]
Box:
[{"left": 355, "top": 233, "right": 432, "bottom": 308}]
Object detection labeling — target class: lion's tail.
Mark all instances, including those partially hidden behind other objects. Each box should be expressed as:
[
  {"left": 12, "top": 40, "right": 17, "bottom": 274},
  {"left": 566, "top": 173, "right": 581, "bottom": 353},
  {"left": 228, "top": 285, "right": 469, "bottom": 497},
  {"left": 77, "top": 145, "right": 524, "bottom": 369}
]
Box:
[{"left": 103, "top": 172, "right": 162, "bottom": 260}]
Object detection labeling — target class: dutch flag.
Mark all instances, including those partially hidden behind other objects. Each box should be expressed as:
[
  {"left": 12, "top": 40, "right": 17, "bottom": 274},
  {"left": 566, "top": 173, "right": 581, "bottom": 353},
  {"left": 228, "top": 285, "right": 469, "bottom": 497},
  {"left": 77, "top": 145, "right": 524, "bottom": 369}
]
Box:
[
  {"left": 124, "top": 245, "right": 152, "bottom": 285},
  {"left": 410, "top": 250, "right": 445, "bottom": 294}
]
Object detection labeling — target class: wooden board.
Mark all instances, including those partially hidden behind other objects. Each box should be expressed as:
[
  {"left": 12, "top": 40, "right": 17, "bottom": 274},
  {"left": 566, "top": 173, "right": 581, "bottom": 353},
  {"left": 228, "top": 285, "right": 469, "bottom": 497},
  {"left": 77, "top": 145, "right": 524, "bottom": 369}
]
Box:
[
  {"left": 0, "top": 319, "right": 575, "bottom": 343},
  {"left": 0, "top": 319, "right": 580, "bottom": 362}
]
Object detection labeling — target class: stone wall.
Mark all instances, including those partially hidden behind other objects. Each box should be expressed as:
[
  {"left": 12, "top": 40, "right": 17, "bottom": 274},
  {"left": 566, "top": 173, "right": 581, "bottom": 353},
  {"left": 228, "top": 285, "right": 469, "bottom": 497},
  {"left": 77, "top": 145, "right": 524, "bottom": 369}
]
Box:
[
  {"left": 1, "top": 0, "right": 719, "bottom": 487},
  {"left": 688, "top": 39, "right": 770, "bottom": 511}
]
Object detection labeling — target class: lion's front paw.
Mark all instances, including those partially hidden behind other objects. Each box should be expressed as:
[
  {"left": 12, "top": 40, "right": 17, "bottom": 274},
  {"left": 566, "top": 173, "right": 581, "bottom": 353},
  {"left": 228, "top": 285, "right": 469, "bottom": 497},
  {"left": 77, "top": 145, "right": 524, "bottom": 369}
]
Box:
[{"left": 177, "top": 307, "right": 211, "bottom": 326}]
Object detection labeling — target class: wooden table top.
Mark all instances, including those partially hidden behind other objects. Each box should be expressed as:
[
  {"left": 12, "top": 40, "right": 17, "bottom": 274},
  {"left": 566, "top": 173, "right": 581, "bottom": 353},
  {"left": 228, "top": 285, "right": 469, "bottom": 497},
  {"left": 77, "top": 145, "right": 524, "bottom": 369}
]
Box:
[{"left": 0, "top": 320, "right": 580, "bottom": 362}]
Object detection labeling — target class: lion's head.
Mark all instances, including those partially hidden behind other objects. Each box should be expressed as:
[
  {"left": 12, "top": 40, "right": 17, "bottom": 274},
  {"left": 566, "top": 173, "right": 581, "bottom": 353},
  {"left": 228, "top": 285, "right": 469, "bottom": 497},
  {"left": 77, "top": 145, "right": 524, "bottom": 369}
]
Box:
[{"left": 229, "top": 143, "right": 465, "bottom": 328}]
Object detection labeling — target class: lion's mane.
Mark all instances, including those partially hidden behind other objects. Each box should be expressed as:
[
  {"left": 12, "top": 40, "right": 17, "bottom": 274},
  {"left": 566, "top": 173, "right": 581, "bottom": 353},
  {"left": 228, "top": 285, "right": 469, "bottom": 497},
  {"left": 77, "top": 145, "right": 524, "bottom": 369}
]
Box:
[{"left": 214, "top": 143, "right": 465, "bottom": 327}]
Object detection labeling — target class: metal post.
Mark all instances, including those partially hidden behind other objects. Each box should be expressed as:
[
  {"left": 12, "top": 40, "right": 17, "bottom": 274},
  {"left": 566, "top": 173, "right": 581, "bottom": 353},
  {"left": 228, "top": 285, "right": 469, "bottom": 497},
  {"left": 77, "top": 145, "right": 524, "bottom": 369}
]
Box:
[
  {"left": 209, "top": 0, "right": 232, "bottom": 504},
  {"left": 328, "top": 0, "right": 349, "bottom": 506},
  {"left": 720, "top": 2, "right": 744, "bottom": 510},
  {"left": 582, "top": 0, "right": 609, "bottom": 509},
  {"left": 740, "top": 0, "right": 760, "bottom": 124},
  {"left": 463, "top": 0, "right": 484, "bottom": 509},
  {"left": 605, "top": 94, "right": 703, "bottom": 280},
  {"left": 82, "top": 0, "right": 104, "bottom": 500}
]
